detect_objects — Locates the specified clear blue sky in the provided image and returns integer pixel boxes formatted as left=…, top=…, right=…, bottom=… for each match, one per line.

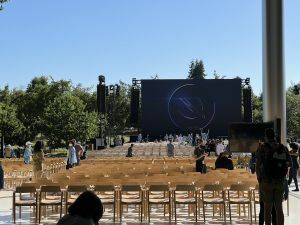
left=0, top=0, right=299, bottom=94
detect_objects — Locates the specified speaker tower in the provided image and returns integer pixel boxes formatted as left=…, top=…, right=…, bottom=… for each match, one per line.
left=97, top=75, right=106, bottom=114
left=130, top=87, right=140, bottom=125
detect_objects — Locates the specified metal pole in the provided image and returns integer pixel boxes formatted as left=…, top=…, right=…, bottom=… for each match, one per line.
left=262, top=0, right=286, bottom=144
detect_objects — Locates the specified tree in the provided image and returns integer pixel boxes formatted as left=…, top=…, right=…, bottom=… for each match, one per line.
left=188, top=59, right=206, bottom=79
left=0, top=0, right=8, bottom=11
left=286, top=91, right=300, bottom=137
left=43, top=94, right=98, bottom=147
left=0, top=103, right=24, bottom=147
left=72, top=84, right=97, bottom=112
left=252, top=93, right=263, bottom=123
left=105, top=81, right=131, bottom=136
left=288, top=82, right=300, bottom=95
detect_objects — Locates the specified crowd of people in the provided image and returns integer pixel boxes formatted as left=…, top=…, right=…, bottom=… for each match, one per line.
left=1, top=138, right=86, bottom=178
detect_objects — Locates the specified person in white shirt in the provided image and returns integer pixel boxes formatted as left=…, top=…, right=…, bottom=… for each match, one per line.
left=178, top=134, right=183, bottom=145
left=215, top=140, right=225, bottom=156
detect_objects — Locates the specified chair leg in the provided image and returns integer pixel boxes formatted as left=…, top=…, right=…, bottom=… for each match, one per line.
left=203, top=203, right=206, bottom=222
left=229, top=203, right=232, bottom=222
left=39, top=205, right=42, bottom=224
left=254, top=202, right=256, bottom=221
left=13, top=205, right=16, bottom=224
left=223, top=203, right=226, bottom=224
left=35, top=205, right=38, bottom=224
left=148, top=204, right=150, bottom=222
left=60, top=203, right=63, bottom=218
left=113, top=204, right=115, bottom=222
left=169, top=203, right=171, bottom=222
left=250, top=203, right=253, bottom=224
left=195, top=202, right=198, bottom=223
left=140, top=204, right=143, bottom=222
left=120, top=204, right=122, bottom=222
left=174, top=203, right=177, bottom=222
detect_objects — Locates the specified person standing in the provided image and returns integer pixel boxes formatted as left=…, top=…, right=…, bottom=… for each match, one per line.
left=215, top=140, right=224, bottom=156
left=256, top=128, right=291, bottom=225
left=23, top=141, right=33, bottom=164
left=194, top=140, right=206, bottom=173
left=166, top=140, right=175, bottom=157
left=137, top=133, right=142, bottom=143
left=32, top=141, right=45, bottom=178
left=288, top=142, right=299, bottom=191
left=72, top=139, right=83, bottom=166
left=3, top=144, right=16, bottom=158
left=67, top=140, right=77, bottom=168
left=207, top=139, right=216, bottom=156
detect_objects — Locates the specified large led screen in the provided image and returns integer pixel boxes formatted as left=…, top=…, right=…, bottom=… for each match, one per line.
left=141, top=79, right=242, bottom=138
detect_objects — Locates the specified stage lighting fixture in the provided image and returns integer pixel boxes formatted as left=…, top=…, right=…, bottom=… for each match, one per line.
left=245, top=78, right=250, bottom=86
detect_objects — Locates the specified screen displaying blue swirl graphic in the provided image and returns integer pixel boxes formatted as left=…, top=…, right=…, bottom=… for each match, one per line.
left=141, top=79, right=242, bottom=138
left=168, top=84, right=216, bottom=130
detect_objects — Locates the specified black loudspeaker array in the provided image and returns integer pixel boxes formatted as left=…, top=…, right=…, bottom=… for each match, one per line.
left=97, top=75, right=106, bottom=114
left=130, top=87, right=140, bottom=124
left=243, top=87, right=253, bottom=122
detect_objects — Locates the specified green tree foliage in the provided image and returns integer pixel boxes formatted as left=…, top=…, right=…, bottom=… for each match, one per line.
left=188, top=59, right=206, bottom=79
left=252, top=93, right=263, bottom=123
left=0, top=76, right=99, bottom=147
left=106, top=81, right=131, bottom=136
left=72, top=84, right=97, bottom=112
left=0, top=103, right=24, bottom=145
left=289, top=82, right=300, bottom=95
left=0, top=0, right=8, bottom=11
left=43, top=94, right=98, bottom=147
left=286, top=90, right=300, bottom=137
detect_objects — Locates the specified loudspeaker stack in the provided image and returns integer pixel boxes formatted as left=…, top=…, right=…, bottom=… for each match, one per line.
left=243, top=87, right=253, bottom=122
left=97, top=75, right=106, bottom=114
left=130, top=87, right=140, bottom=124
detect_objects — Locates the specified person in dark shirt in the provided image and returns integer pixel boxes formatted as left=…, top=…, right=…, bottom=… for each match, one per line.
left=249, top=152, right=257, bottom=174
left=215, top=152, right=234, bottom=170
left=207, top=139, right=216, bottom=156
left=288, top=142, right=299, bottom=191
left=256, top=128, right=292, bottom=225
left=194, top=140, right=206, bottom=173
left=126, top=144, right=134, bottom=157
left=121, top=136, right=125, bottom=145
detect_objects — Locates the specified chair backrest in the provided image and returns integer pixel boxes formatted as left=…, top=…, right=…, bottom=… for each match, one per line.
left=67, top=185, right=88, bottom=192
left=94, top=185, right=115, bottom=192
left=121, top=185, right=141, bottom=192
left=229, top=184, right=250, bottom=192
left=175, top=184, right=196, bottom=192
left=149, top=184, right=170, bottom=192
left=203, top=184, right=224, bottom=191
left=40, top=185, right=61, bottom=193
left=21, top=182, right=40, bottom=188
left=15, top=186, right=37, bottom=193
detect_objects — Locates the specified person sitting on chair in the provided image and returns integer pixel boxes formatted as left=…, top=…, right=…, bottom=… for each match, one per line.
left=126, top=144, right=134, bottom=157
left=215, top=152, right=234, bottom=170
